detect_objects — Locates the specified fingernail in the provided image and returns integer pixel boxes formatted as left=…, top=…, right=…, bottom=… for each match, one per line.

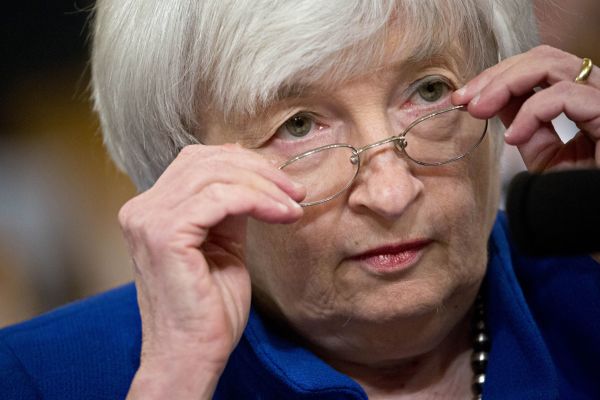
left=504, top=126, right=513, bottom=139
left=471, top=93, right=481, bottom=106
left=456, top=86, right=467, bottom=97
left=277, top=202, right=290, bottom=213
left=291, top=180, right=305, bottom=191
left=287, top=197, right=302, bottom=210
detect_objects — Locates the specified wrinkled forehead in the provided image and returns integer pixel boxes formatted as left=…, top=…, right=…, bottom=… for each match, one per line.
left=201, top=1, right=498, bottom=124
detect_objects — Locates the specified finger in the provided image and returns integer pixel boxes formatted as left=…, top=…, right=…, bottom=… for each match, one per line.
left=151, top=163, right=304, bottom=211
left=178, top=182, right=303, bottom=235
left=452, top=54, right=521, bottom=105
left=506, top=82, right=600, bottom=145
left=131, top=182, right=303, bottom=269
left=121, top=174, right=303, bottom=245
left=496, top=94, right=529, bottom=129
left=163, top=144, right=305, bottom=197
left=453, top=46, right=600, bottom=110
left=512, top=122, right=563, bottom=171
left=465, top=53, right=574, bottom=119
left=503, top=83, right=600, bottom=170
left=150, top=146, right=306, bottom=208
left=198, top=143, right=306, bottom=199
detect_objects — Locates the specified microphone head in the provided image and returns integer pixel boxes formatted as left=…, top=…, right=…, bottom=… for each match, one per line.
left=506, top=169, right=600, bottom=256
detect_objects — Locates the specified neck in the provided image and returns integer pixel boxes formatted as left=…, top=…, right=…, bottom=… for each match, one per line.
left=325, top=313, right=474, bottom=400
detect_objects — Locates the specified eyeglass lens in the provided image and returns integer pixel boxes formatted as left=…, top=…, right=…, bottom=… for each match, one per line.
left=280, top=107, right=486, bottom=206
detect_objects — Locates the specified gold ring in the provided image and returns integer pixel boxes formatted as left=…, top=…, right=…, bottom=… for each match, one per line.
left=574, top=58, right=593, bottom=83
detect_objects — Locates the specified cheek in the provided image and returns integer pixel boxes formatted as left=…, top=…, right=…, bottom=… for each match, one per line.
left=245, top=216, right=341, bottom=315
left=425, top=134, right=498, bottom=239
left=441, top=137, right=500, bottom=278
left=243, top=137, right=500, bottom=321
left=470, top=136, right=501, bottom=228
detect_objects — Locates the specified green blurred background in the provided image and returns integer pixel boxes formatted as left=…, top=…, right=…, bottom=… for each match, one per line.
left=1, top=1, right=599, bottom=327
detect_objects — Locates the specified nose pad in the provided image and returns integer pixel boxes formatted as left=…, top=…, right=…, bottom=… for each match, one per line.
left=347, top=144, right=423, bottom=219
left=394, top=136, right=408, bottom=153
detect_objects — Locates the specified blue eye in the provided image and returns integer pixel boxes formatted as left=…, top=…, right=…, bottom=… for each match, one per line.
left=282, top=114, right=314, bottom=138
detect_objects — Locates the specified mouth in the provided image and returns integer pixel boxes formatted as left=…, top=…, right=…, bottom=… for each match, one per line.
left=348, top=239, right=433, bottom=275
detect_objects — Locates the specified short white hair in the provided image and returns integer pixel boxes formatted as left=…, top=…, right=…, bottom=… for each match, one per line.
left=91, top=0, right=538, bottom=190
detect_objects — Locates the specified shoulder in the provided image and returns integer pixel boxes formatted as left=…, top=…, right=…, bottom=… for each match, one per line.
left=0, top=283, right=141, bottom=399
left=517, top=254, right=600, bottom=397
left=493, top=212, right=600, bottom=397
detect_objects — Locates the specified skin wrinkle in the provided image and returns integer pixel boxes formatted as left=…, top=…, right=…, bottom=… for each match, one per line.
left=93, top=0, right=514, bottom=190
left=200, top=45, right=469, bottom=149
left=90, top=2, right=555, bottom=398
left=199, top=27, right=500, bottom=397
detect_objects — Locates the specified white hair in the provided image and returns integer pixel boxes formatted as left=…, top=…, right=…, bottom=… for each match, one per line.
left=91, top=0, right=538, bottom=190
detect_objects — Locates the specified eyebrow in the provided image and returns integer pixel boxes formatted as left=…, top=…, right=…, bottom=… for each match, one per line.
left=241, top=49, right=462, bottom=145
left=272, top=49, right=461, bottom=105
left=272, top=82, right=316, bottom=103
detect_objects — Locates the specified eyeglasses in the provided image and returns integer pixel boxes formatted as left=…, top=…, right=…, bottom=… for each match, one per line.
left=278, top=105, right=488, bottom=207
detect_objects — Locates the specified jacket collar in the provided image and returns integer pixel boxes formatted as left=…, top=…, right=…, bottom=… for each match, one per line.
left=482, top=213, right=559, bottom=399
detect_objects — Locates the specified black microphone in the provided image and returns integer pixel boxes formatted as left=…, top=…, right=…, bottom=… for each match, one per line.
left=506, top=169, right=600, bottom=256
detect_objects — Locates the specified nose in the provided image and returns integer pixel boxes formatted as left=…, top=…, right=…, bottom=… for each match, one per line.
left=347, top=144, right=424, bottom=220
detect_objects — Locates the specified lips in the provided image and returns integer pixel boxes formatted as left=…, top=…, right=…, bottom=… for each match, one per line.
left=348, top=239, right=432, bottom=275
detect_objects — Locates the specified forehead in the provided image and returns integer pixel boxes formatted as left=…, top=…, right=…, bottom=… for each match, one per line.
left=274, top=50, right=462, bottom=103
left=202, top=2, right=495, bottom=123
left=278, top=28, right=466, bottom=104
left=198, top=3, right=497, bottom=145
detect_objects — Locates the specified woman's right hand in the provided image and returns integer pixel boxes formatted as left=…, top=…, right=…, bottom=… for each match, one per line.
left=120, top=143, right=305, bottom=399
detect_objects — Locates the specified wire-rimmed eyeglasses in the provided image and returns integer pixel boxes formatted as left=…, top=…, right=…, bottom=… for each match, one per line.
left=278, top=105, right=488, bottom=207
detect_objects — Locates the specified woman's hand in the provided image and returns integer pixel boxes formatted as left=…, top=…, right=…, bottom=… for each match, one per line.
left=452, top=45, right=600, bottom=171
left=119, top=143, right=304, bottom=399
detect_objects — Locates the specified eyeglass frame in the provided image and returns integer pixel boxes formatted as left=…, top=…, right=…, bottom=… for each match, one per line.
left=278, top=104, right=489, bottom=207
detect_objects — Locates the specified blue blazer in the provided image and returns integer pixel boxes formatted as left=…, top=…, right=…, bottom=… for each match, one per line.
left=1, top=213, right=599, bottom=399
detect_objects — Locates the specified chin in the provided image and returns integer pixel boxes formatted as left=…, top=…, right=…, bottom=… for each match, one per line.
left=303, top=297, right=470, bottom=366
left=340, top=244, right=480, bottom=317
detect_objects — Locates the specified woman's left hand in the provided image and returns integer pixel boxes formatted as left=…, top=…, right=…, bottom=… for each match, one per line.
left=452, top=45, right=600, bottom=171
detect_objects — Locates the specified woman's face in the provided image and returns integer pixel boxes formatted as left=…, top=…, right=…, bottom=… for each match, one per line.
left=203, top=43, right=500, bottom=366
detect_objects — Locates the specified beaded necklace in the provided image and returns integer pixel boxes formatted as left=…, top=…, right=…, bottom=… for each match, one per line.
left=471, top=294, right=489, bottom=399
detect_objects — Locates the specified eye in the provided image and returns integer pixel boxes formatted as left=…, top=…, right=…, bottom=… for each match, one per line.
left=285, top=114, right=313, bottom=137
left=276, top=113, right=321, bottom=139
left=413, top=77, right=452, bottom=104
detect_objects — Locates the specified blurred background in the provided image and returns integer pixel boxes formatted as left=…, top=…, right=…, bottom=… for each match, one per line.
left=1, top=1, right=599, bottom=327
left=0, top=2, right=135, bottom=326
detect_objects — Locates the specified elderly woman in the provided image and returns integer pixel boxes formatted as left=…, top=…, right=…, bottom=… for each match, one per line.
left=1, top=0, right=600, bottom=399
